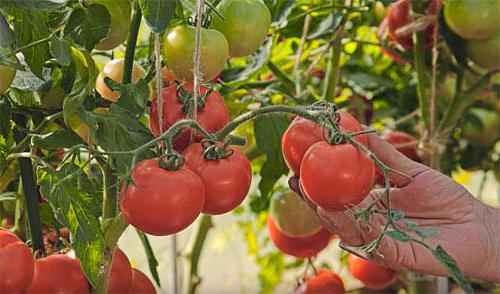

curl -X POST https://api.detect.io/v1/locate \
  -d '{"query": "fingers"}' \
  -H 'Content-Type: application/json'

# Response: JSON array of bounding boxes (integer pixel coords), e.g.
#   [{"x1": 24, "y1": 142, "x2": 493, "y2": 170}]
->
[{"x1": 367, "y1": 133, "x2": 428, "y2": 187}]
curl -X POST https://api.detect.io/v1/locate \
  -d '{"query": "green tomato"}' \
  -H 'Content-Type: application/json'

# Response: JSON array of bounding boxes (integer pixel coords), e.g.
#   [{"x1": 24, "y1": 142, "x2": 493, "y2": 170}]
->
[
  {"x1": 88, "y1": 0, "x2": 131, "y2": 50},
  {"x1": 444, "y1": 0, "x2": 500, "y2": 40},
  {"x1": 374, "y1": 1, "x2": 387, "y2": 24},
  {"x1": 466, "y1": 31, "x2": 500, "y2": 71},
  {"x1": 211, "y1": 0, "x2": 271, "y2": 57},
  {"x1": 462, "y1": 108, "x2": 500, "y2": 147},
  {"x1": 0, "y1": 64, "x2": 16, "y2": 94},
  {"x1": 162, "y1": 25, "x2": 228, "y2": 82},
  {"x1": 269, "y1": 189, "x2": 322, "y2": 238}
]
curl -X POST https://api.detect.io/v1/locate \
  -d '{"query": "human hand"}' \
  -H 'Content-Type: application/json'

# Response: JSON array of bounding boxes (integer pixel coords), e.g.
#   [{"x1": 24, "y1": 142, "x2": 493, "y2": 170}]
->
[{"x1": 289, "y1": 133, "x2": 500, "y2": 282}]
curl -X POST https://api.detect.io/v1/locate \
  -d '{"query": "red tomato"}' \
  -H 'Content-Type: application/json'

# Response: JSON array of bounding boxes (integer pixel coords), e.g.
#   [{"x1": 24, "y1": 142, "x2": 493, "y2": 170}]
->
[
  {"x1": 150, "y1": 84, "x2": 230, "y2": 151},
  {"x1": 347, "y1": 254, "x2": 396, "y2": 289},
  {"x1": 120, "y1": 158, "x2": 205, "y2": 236},
  {"x1": 298, "y1": 269, "x2": 345, "y2": 294},
  {"x1": 27, "y1": 254, "x2": 89, "y2": 293},
  {"x1": 300, "y1": 141, "x2": 375, "y2": 211},
  {"x1": 281, "y1": 111, "x2": 368, "y2": 176},
  {"x1": 0, "y1": 230, "x2": 34, "y2": 293},
  {"x1": 108, "y1": 248, "x2": 133, "y2": 294},
  {"x1": 130, "y1": 268, "x2": 156, "y2": 294},
  {"x1": 183, "y1": 143, "x2": 252, "y2": 215},
  {"x1": 386, "y1": 0, "x2": 441, "y2": 50},
  {"x1": 163, "y1": 67, "x2": 176, "y2": 83},
  {"x1": 267, "y1": 216, "x2": 332, "y2": 259}
]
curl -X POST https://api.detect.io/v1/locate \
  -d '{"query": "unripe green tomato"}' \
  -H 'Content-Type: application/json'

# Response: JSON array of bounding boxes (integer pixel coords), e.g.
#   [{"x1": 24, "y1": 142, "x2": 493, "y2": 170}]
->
[
  {"x1": 270, "y1": 189, "x2": 322, "y2": 238},
  {"x1": 374, "y1": 1, "x2": 387, "y2": 24},
  {"x1": 444, "y1": 0, "x2": 500, "y2": 40},
  {"x1": 466, "y1": 31, "x2": 500, "y2": 71},
  {"x1": 0, "y1": 64, "x2": 16, "y2": 94},
  {"x1": 88, "y1": 0, "x2": 131, "y2": 50},
  {"x1": 462, "y1": 108, "x2": 500, "y2": 147},
  {"x1": 211, "y1": 0, "x2": 271, "y2": 57},
  {"x1": 162, "y1": 25, "x2": 228, "y2": 82},
  {"x1": 95, "y1": 58, "x2": 147, "y2": 102}
]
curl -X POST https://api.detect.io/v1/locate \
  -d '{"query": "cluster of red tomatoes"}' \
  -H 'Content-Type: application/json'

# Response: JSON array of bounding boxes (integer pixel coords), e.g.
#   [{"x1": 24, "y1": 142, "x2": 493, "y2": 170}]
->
[{"x1": 0, "y1": 230, "x2": 155, "y2": 293}]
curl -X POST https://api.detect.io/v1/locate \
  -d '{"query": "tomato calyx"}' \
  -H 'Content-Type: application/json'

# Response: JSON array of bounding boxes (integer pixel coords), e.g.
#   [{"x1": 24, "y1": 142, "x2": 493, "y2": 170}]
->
[
  {"x1": 187, "y1": 14, "x2": 212, "y2": 29},
  {"x1": 200, "y1": 139, "x2": 233, "y2": 160},
  {"x1": 175, "y1": 82, "x2": 212, "y2": 114},
  {"x1": 158, "y1": 152, "x2": 185, "y2": 171}
]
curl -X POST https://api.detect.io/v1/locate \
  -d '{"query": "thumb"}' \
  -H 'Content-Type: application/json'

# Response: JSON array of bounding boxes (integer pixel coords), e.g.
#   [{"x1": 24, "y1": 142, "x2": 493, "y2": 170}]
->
[{"x1": 367, "y1": 132, "x2": 428, "y2": 187}]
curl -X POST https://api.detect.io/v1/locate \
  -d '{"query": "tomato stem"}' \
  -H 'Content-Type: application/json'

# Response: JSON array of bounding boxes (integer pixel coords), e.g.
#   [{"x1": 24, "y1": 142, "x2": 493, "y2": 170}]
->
[{"x1": 122, "y1": 2, "x2": 142, "y2": 85}]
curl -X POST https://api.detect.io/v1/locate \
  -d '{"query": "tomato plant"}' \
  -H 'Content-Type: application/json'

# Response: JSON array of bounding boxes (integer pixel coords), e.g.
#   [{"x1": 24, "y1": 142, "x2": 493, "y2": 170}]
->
[
  {"x1": 162, "y1": 25, "x2": 228, "y2": 82},
  {"x1": 269, "y1": 189, "x2": 322, "y2": 238},
  {"x1": 210, "y1": 0, "x2": 271, "y2": 57},
  {"x1": 267, "y1": 216, "x2": 332, "y2": 259},
  {"x1": 89, "y1": 0, "x2": 131, "y2": 50},
  {"x1": 120, "y1": 158, "x2": 205, "y2": 236},
  {"x1": 183, "y1": 142, "x2": 252, "y2": 215},
  {"x1": 444, "y1": 0, "x2": 500, "y2": 40},
  {"x1": 96, "y1": 58, "x2": 147, "y2": 102},
  {"x1": 150, "y1": 84, "x2": 230, "y2": 151},
  {"x1": 462, "y1": 108, "x2": 500, "y2": 147},
  {"x1": 347, "y1": 254, "x2": 396, "y2": 290},
  {"x1": 298, "y1": 269, "x2": 345, "y2": 294},
  {"x1": 0, "y1": 230, "x2": 34, "y2": 292},
  {"x1": 0, "y1": 64, "x2": 16, "y2": 94},
  {"x1": 466, "y1": 31, "x2": 500, "y2": 71},
  {"x1": 27, "y1": 254, "x2": 89, "y2": 293}
]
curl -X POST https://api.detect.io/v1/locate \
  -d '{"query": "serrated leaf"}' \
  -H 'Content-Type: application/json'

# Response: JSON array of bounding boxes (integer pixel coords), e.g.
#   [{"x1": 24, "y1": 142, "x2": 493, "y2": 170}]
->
[
  {"x1": 433, "y1": 245, "x2": 473, "y2": 294},
  {"x1": 254, "y1": 114, "x2": 290, "y2": 207},
  {"x1": 33, "y1": 129, "x2": 84, "y2": 149},
  {"x1": 11, "y1": 68, "x2": 51, "y2": 91},
  {"x1": 0, "y1": 0, "x2": 68, "y2": 10},
  {"x1": 105, "y1": 78, "x2": 151, "y2": 115},
  {"x1": 38, "y1": 163, "x2": 104, "y2": 286},
  {"x1": 50, "y1": 35, "x2": 71, "y2": 66},
  {"x1": 8, "y1": 9, "x2": 51, "y2": 77},
  {"x1": 63, "y1": 4, "x2": 111, "y2": 51},
  {"x1": 139, "y1": 0, "x2": 175, "y2": 33},
  {"x1": 386, "y1": 230, "x2": 411, "y2": 242}
]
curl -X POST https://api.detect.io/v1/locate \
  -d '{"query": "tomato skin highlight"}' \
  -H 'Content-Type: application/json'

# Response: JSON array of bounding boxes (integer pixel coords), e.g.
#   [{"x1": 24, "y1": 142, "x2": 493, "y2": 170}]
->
[
  {"x1": 347, "y1": 254, "x2": 396, "y2": 290},
  {"x1": 300, "y1": 141, "x2": 375, "y2": 211},
  {"x1": 149, "y1": 84, "x2": 230, "y2": 151},
  {"x1": 96, "y1": 58, "x2": 147, "y2": 102},
  {"x1": 300, "y1": 269, "x2": 345, "y2": 294},
  {"x1": 183, "y1": 143, "x2": 252, "y2": 215},
  {"x1": 26, "y1": 254, "x2": 89, "y2": 294},
  {"x1": 130, "y1": 268, "x2": 156, "y2": 294},
  {"x1": 267, "y1": 216, "x2": 331, "y2": 259},
  {"x1": 162, "y1": 25, "x2": 228, "y2": 82},
  {"x1": 0, "y1": 230, "x2": 34, "y2": 293},
  {"x1": 120, "y1": 158, "x2": 205, "y2": 236},
  {"x1": 211, "y1": 0, "x2": 271, "y2": 57},
  {"x1": 108, "y1": 248, "x2": 134, "y2": 294},
  {"x1": 281, "y1": 111, "x2": 368, "y2": 176},
  {"x1": 386, "y1": 0, "x2": 440, "y2": 50}
]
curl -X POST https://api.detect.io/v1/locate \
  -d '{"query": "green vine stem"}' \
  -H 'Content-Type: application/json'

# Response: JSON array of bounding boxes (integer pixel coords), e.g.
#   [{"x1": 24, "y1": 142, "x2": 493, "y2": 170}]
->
[
  {"x1": 122, "y1": 2, "x2": 142, "y2": 85},
  {"x1": 136, "y1": 230, "x2": 161, "y2": 287},
  {"x1": 11, "y1": 114, "x2": 45, "y2": 254},
  {"x1": 321, "y1": 18, "x2": 345, "y2": 101},
  {"x1": 99, "y1": 159, "x2": 118, "y2": 220},
  {"x1": 184, "y1": 215, "x2": 213, "y2": 294}
]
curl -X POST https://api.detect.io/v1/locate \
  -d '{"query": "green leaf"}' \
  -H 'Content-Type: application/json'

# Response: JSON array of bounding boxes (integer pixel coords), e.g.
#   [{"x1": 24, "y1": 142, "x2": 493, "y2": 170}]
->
[
  {"x1": 307, "y1": 13, "x2": 342, "y2": 40},
  {"x1": 38, "y1": 163, "x2": 104, "y2": 286},
  {"x1": 104, "y1": 78, "x2": 151, "y2": 115},
  {"x1": 405, "y1": 220, "x2": 418, "y2": 230},
  {"x1": 0, "y1": 12, "x2": 14, "y2": 47},
  {"x1": 139, "y1": 0, "x2": 175, "y2": 33},
  {"x1": 7, "y1": 8, "x2": 51, "y2": 78},
  {"x1": 433, "y1": 245, "x2": 473, "y2": 294},
  {"x1": 50, "y1": 35, "x2": 71, "y2": 66},
  {"x1": 0, "y1": 0, "x2": 68, "y2": 10},
  {"x1": 11, "y1": 68, "x2": 51, "y2": 91},
  {"x1": 63, "y1": 4, "x2": 111, "y2": 51},
  {"x1": 416, "y1": 228, "x2": 438, "y2": 239},
  {"x1": 254, "y1": 114, "x2": 290, "y2": 208},
  {"x1": 33, "y1": 129, "x2": 84, "y2": 149},
  {"x1": 385, "y1": 230, "x2": 411, "y2": 242}
]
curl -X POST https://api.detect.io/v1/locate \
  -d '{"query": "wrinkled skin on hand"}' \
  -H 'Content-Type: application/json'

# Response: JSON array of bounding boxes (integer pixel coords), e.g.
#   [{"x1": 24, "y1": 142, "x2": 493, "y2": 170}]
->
[{"x1": 289, "y1": 133, "x2": 500, "y2": 283}]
